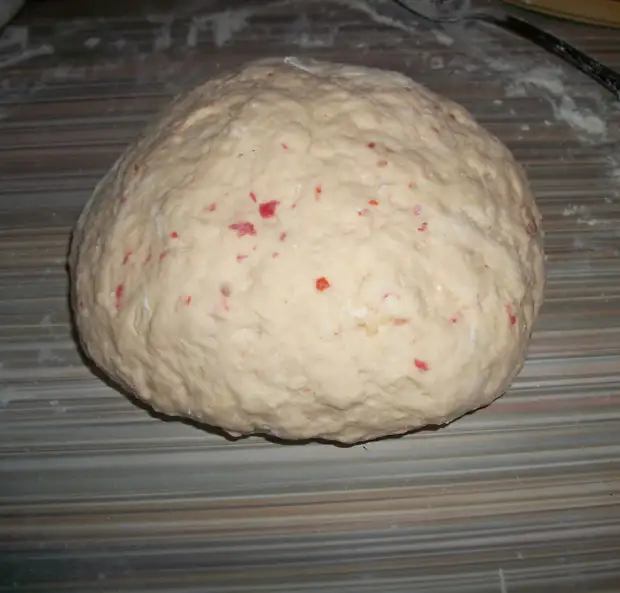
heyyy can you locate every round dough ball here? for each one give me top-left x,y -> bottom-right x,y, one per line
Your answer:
69,57 -> 545,444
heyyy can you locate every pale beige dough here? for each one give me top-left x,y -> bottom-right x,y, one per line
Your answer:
69,57 -> 545,444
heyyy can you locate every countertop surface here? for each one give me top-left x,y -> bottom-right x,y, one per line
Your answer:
1,1 -> 620,591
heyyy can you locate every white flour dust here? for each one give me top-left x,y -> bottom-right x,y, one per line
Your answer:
506,67 -> 607,138
435,21 -> 612,142
195,8 -> 253,48
432,29 -> 454,46
562,203 -> 605,227
37,346 -> 63,365
429,55 -> 444,70
150,2 -> 292,51
287,13 -> 339,48
334,0 -> 418,34
505,65 -> 566,96
562,204 -> 587,217
155,24 -> 172,51
0,25 -> 54,69
84,37 -> 100,49
186,20 -> 199,48
183,2 -> 288,49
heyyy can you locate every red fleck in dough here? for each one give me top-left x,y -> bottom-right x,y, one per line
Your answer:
259,200 -> 280,219
122,250 -> 133,265
184,296 -> 192,305
279,232 -> 287,241
170,231 -> 179,239
414,359 -> 429,372
368,199 -> 379,206
219,286 -> 230,312
417,222 -> 428,232
315,277 -> 330,292
229,222 -> 257,237
506,304 -> 517,325
114,284 -> 125,310
281,143 -> 289,150
236,254 -> 248,262
206,202 -> 217,212
249,191 -> 257,203
315,185 -> 323,200
413,204 -> 422,216
367,142 -> 376,149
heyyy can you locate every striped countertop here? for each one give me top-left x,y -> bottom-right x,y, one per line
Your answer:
1,1 -> 620,591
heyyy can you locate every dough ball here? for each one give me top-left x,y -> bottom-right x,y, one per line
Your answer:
69,58 -> 545,444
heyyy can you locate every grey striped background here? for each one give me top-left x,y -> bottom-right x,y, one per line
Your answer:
1,1 -> 620,591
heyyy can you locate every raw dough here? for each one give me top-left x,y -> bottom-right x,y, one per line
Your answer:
69,58 -> 545,444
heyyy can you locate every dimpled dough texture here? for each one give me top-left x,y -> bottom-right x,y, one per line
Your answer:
69,58 -> 545,445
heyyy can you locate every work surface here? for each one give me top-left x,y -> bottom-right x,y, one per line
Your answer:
1,1 -> 620,591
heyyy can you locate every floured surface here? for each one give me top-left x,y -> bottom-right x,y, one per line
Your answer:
1,0 -> 620,591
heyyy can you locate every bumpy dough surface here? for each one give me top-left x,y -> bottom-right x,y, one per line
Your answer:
69,58 -> 545,444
